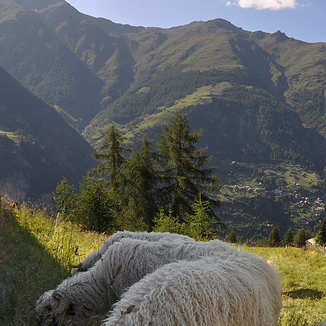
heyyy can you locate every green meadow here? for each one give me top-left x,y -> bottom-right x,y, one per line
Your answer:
1,204 -> 326,325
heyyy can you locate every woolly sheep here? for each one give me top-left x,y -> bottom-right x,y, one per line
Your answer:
72,231 -> 195,274
104,254 -> 282,326
36,237 -> 241,326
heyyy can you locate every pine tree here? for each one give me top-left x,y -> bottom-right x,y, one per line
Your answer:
120,136 -> 159,231
76,175 -> 115,233
294,228 -> 311,247
316,220 -> 326,246
92,125 -> 130,190
267,227 -> 281,247
52,177 -> 77,219
283,228 -> 294,246
227,230 -> 237,243
158,111 -> 222,229
187,193 -> 215,240
92,125 -> 131,219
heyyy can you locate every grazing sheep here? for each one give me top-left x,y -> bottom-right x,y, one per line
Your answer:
72,231 -> 195,274
104,254 -> 282,326
36,237 -> 241,326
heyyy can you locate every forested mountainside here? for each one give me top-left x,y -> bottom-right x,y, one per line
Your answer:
1,0 -> 326,238
0,65 -> 95,200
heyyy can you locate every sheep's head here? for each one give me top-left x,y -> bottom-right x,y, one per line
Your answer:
35,289 -> 78,326
36,287 -> 114,326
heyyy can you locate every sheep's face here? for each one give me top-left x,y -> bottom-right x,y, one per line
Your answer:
36,290 -> 98,326
36,287 -> 117,326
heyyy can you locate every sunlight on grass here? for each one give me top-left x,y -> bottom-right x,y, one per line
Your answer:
0,203 -> 107,326
16,204 -> 107,269
244,246 -> 326,325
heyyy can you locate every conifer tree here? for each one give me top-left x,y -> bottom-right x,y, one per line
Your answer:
294,228 -> 311,247
92,125 -> 130,191
267,227 -> 281,247
187,193 -> 215,240
92,125 -> 130,218
120,136 -> 159,231
76,175 -> 115,233
158,111 -> 222,228
316,220 -> 326,246
52,177 -> 77,219
227,230 -> 237,243
283,228 -> 294,246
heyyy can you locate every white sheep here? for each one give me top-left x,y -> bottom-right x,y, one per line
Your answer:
104,254 -> 282,326
72,231 -> 195,274
36,237 -> 241,326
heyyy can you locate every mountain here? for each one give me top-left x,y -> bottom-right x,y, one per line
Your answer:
0,65 -> 95,201
81,20 -> 326,171
1,0 -> 326,239
0,0 -> 104,128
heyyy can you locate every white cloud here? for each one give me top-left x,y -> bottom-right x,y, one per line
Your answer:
226,0 -> 298,10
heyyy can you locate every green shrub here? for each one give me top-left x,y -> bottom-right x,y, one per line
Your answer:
153,208 -> 187,235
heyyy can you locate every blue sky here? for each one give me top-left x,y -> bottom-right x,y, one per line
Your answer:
67,0 -> 326,43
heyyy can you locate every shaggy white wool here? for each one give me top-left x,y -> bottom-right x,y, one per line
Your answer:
104,254 -> 282,326
72,231 -> 195,274
36,237 -> 241,326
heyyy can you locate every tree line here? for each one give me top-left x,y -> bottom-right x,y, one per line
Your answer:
226,223 -> 326,248
53,112 -> 225,239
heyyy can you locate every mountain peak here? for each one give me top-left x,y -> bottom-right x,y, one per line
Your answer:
272,30 -> 289,42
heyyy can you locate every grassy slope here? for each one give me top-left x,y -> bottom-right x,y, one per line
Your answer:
0,203 -> 106,326
1,203 -> 326,325
247,246 -> 326,325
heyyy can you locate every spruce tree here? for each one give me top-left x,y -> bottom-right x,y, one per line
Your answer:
283,228 -> 294,246
76,175 -> 115,233
120,136 -> 159,231
92,125 -> 130,218
294,228 -> 311,247
227,230 -> 237,243
187,193 -> 215,240
52,177 -> 77,219
267,227 -> 281,247
158,111 -> 222,230
316,220 -> 326,246
92,125 -> 130,191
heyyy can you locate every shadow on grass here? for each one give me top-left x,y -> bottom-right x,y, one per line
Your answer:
0,209 -> 70,326
283,288 -> 324,300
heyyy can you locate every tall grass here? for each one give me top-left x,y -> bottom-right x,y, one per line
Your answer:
0,202 -> 106,326
245,247 -> 326,326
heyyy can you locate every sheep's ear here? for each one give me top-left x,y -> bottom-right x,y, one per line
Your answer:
66,304 -> 76,316
52,290 -> 70,314
52,291 -> 61,301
